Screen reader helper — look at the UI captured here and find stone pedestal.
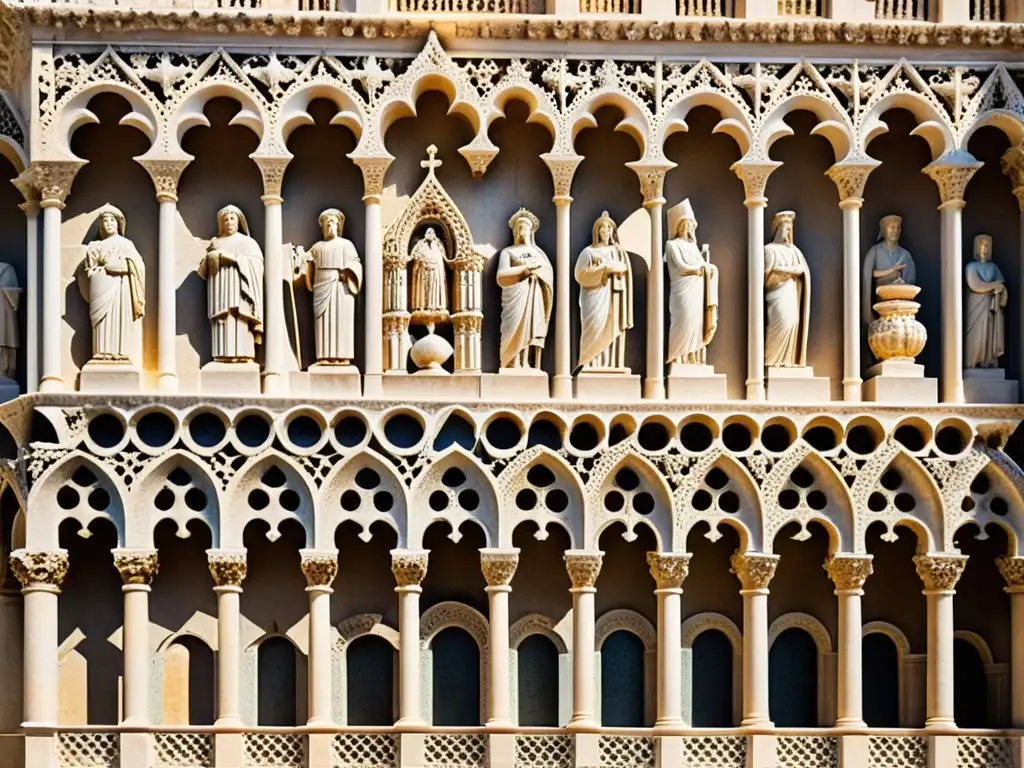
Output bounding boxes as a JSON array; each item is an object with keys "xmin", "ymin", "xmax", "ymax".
[
  {"xmin": 574, "ymin": 371, "xmax": 641, "ymax": 402},
  {"xmin": 308, "ymin": 364, "xmax": 362, "ymax": 397},
  {"xmin": 864, "ymin": 360, "xmax": 938, "ymax": 403},
  {"xmin": 200, "ymin": 361, "xmax": 261, "ymax": 395},
  {"xmin": 79, "ymin": 361, "xmax": 142, "ymax": 393},
  {"xmin": 381, "ymin": 370, "xmax": 481, "ymax": 400},
  {"xmin": 481, "ymin": 369, "xmax": 549, "ymax": 401},
  {"xmin": 666, "ymin": 363, "xmax": 727, "ymax": 402},
  {"xmin": 765, "ymin": 366, "xmax": 830, "ymax": 403},
  {"xmin": 964, "ymin": 368, "xmax": 1020, "ymax": 404}
]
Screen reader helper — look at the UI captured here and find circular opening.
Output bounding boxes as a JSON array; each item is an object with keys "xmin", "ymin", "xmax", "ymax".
[
  {"xmin": 527, "ymin": 419, "xmax": 563, "ymax": 450},
  {"xmin": 790, "ymin": 466, "xmax": 814, "ymax": 489},
  {"xmin": 680, "ymin": 421, "xmax": 714, "ymax": 452},
  {"xmin": 516, "ymin": 488, "xmax": 537, "ymax": 511},
  {"xmin": 287, "ymin": 415, "xmax": 322, "ymax": 449},
  {"xmin": 722, "ymin": 423, "xmax": 753, "ymax": 452},
  {"xmin": 803, "ymin": 425, "xmax": 838, "ymax": 451},
  {"xmin": 185, "ymin": 488, "xmax": 207, "ymax": 512},
  {"xmin": 441, "ymin": 467, "xmax": 466, "ymax": 489},
  {"xmin": 846, "ymin": 424, "xmax": 879, "ymax": 456},
  {"xmin": 615, "ymin": 468, "xmax": 640, "ymax": 492},
  {"xmin": 373, "ymin": 492, "xmax": 394, "ymax": 512},
  {"xmin": 778, "ymin": 489, "xmax": 800, "ymax": 510},
  {"xmin": 428, "ymin": 490, "xmax": 449, "ymax": 512},
  {"xmin": 991, "ymin": 496, "xmax": 1009, "ymax": 516},
  {"xmin": 355, "ymin": 468, "xmax": 381, "ymax": 490},
  {"xmin": 88, "ymin": 414, "xmax": 125, "ymax": 449},
  {"xmin": 867, "ymin": 492, "xmax": 888, "ymax": 513},
  {"xmin": 604, "ymin": 490, "xmax": 625, "ymax": 512},
  {"xmin": 87, "ymin": 488, "xmax": 110, "ymax": 511},
  {"xmin": 485, "ymin": 417, "xmax": 522, "ymax": 451},
  {"xmin": 546, "ymin": 489, "xmax": 568, "ymax": 513},
  {"xmin": 608, "ymin": 423, "xmax": 631, "ymax": 447},
  {"xmin": 280, "ymin": 489, "xmax": 300, "ymax": 512},
  {"xmin": 248, "ymin": 489, "xmax": 270, "ymax": 511},
  {"xmin": 334, "ymin": 415, "xmax": 368, "ymax": 448},
  {"xmin": 706, "ymin": 468, "xmax": 729, "ymax": 490},
  {"xmin": 692, "ymin": 489, "xmax": 713, "ymax": 512},
  {"xmin": 638, "ymin": 421, "xmax": 670, "ymax": 452},
  {"xmin": 569, "ymin": 421, "xmax": 601, "ymax": 452},
  {"xmin": 341, "ymin": 489, "xmax": 362, "ymax": 512},
  {"xmin": 971, "ymin": 473, "xmax": 990, "ymax": 495},
  {"xmin": 57, "ymin": 486, "xmax": 80, "ymax": 510},
  {"xmin": 894, "ymin": 492, "xmax": 916, "ymax": 513},
  {"xmin": 632, "ymin": 492, "xmax": 655, "ymax": 515},
  {"xmin": 383, "ymin": 413, "xmax": 425, "ymax": 450},
  {"xmin": 155, "ymin": 488, "xmax": 174, "ymax": 512},
  {"xmin": 168, "ymin": 468, "xmax": 191, "ymax": 486},
  {"xmin": 237, "ymin": 413, "xmax": 272, "ymax": 448},
  {"xmin": 894, "ymin": 425, "xmax": 926, "ymax": 452},
  {"xmin": 807, "ymin": 490, "xmax": 827, "ymax": 511},
  {"xmin": 458, "ymin": 489, "xmax": 480, "ymax": 510},
  {"xmin": 881, "ymin": 469, "xmax": 902, "ymax": 491},
  {"xmin": 136, "ymin": 411, "xmax": 175, "ymax": 449},
  {"xmin": 526, "ymin": 465, "xmax": 556, "ymax": 488},
  {"xmin": 961, "ymin": 496, "xmax": 975, "ymax": 512},
  {"xmin": 935, "ymin": 425, "xmax": 967, "ymax": 456},
  {"xmin": 189, "ymin": 412, "xmax": 227, "ymax": 449},
  {"xmin": 719, "ymin": 490, "xmax": 739, "ymax": 514},
  {"xmin": 761, "ymin": 423, "xmax": 793, "ymax": 453},
  {"xmin": 262, "ymin": 466, "xmax": 287, "ymax": 488},
  {"xmin": 72, "ymin": 467, "xmax": 96, "ymax": 486}
]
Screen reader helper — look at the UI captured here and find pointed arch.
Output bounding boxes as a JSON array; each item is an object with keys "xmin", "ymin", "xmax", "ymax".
[
  {"xmin": 760, "ymin": 90, "xmax": 854, "ymax": 163},
  {"xmin": 169, "ymin": 70, "xmax": 267, "ymax": 151},
  {"xmin": 319, "ymin": 449, "xmax": 408, "ymax": 549},
  {"xmin": 487, "ymin": 84, "xmax": 559, "ymax": 147},
  {"xmin": 590, "ymin": 452, "xmax": 672, "ymax": 551},
  {"xmin": 408, "ymin": 447, "xmax": 498, "ymax": 548},
  {"xmin": 431, "ymin": 406, "xmax": 480, "ymax": 452},
  {"xmin": 676, "ymin": 449, "xmax": 763, "ymax": 554},
  {"xmin": 859, "ymin": 75, "xmax": 955, "ymax": 160},
  {"xmin": 28, "ymin": 452, "xmax": 126, "ymax": 549},
  {"xmin": 130, "ymin": 449, "xmax": 221, "ymax": 548},
  {"xmin": 223, "ymin": 450, "xmax": 315, "ymax": 548},
  {"xmin": 497, "ymin": 445, "xmax": 583, "ymax": 549}
]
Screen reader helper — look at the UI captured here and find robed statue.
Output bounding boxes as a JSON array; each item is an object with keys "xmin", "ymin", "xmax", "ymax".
[
  {"xmin": 410, "ymin": 227, "xmax": 448, "ymax": 322},
  {"xmin": 665, "ymin": 199, "xmax": 718, "ymax": 365},
  {"xmin": 575, "ymin": 211, "xmax": 633, "ymax": 370},
  {"xmin": 0, "ymin": 263, "xmax": 20, "ymax": 379},
  {"xmin": 294, "ymin": 208, "xmax": 363, "ymax": 365},
  {"xmin": 78, "ymin": 205, "xmax": 145, "ymax": 362},
  {"xmin": 497, "ymin": 209, "xmax": 553, "ymax": 369},
  {"xmin": 198, "ymin": 205, "xmax": 265, "ymax": 362},
  {"xmin": 863, "ymin": 214, "xmax": 917, "ymax": 320},
  {"xmin": 965, "ymin": 234, "xmax": 1007, "ymax": 369},
  {"xmin": 764, "ymin": 210, "xmax": 811, "ymax": 367}
]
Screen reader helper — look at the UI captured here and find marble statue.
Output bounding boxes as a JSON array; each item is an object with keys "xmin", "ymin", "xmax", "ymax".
[
  {"xmin": 863, "ymin": 214, "xmax": 916, "ymax": 319},
  {"xmin": 764, "ymin": 210, "xmax": 810, "ymax": 367},
  {"xmin": 965, "ymin": 234, "xmax": 1007, "ymax": 369},
  {"xmin": 294, "ymin": 208, "xmax": 363, "ymax": 365},
  {"xmin": 496, "ymin": 209, "xmax": 553, "ymax": 369},
  {"xmin": 78, "ymin": 206, "xmax": 145, "ymax": 362},
  {"xmin": 576, "ymin": 211, "xmax": 633, "ymax": 370},
  {"xmin": 198, "ymin": 205, "xmax": 265, "ymax": 362},
  {"xmin": 410, "ymin": 227, "xmax": 448, "ymax": 319},
  {"xmin": 0, "ymin": 263, "xmax": 20, "ymax": 379},
  {"xmin": 665, "ymin": 199, "xmax": 718, "ymax": 365}
]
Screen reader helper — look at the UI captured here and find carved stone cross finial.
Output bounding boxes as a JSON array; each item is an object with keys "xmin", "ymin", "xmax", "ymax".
[{"xmin": 421, "ymin": 145, "xmax": 442, "ymax": 175}]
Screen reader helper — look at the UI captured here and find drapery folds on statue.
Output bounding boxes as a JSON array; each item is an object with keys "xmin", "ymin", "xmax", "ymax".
[
  {"xmin": 576, "ymin": 211, "xmax": 634, "ymax": 371},
  {"xmin": 497, "ymin": 208, "xmax": 553, "ymax": 370},
  {"xmin": 665, "ymin": 199, "xmax": 718, "ymax": 366},
  {"xmin": 764, "ymin": 211, "xmax": 811, "ymax": 368}
]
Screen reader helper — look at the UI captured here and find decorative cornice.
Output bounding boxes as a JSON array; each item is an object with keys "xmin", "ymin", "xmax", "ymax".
[
  {"xmin": 913, "ymin": 553, "xmax": 968, "ymax": 592},
  {"xmin": 565, "ymin": 549, "xmax": 603, "ymax": 589},
  {"xmin": 207, "ymin": 548, "xmax": 247, "ymax": 588},
  {"xmin": 113, "ymin": 548, "xmax": 159, "ymax": 586},
  {"xmin": 730, "ymin": 552, "xmax": 779, "ymax": 591},
  {"xmin": 300, "ymin": 548, "xmax": 338, "ymax": 589},
  {"xmin": 9, "ymin": 549, "xmax": 68, "ymax": 589},
  {"xmin": 823, "ymin": 554, "xmax": 873, "ymax": 592},
  {"xmin": 996, "ymin": 556, "xmax": 1024, "ymax": 592},
  {"xmin": 391, "ymin": 548, "xmax": 429, "ymax": 587},
  {"xmin": 481, "ymin": 548, "xmax": 520, "ymax": 588},
  {"xmin": 647, "ymin": 551, "xmax": 691, "ymax": 590}
]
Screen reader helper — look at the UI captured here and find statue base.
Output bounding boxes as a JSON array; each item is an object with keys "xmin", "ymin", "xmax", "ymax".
[
  {"xmin": 574, "ymin": 370, "xmax": 641, "ymax": 402},
  {"xmin": 201, "ymin": 361, "xmax": 261, "ymax": 395},
  {"xmin": 667, "ymin": 363, "xmax": 727, "ymax": 402},
  {"xmin": 964, "ymin": 368, "xmax": 1019, "ymax": 404},
  {"xmin": 481, "ymin": 369, "xmax": 549, "ymax": 401},
  {"xmin": 864, "ymin": 360, "xmax": 937, "ymax": 403},
  {"xmin": 79, "ymin": 360, "xmax": 142, "ymax": 394},
  {"xmin": 0, "ymin": 376, "xmax": 19, "ymax": 404},
  {"xmin": 307, "ymin": 364, "xmax": 362, "ymax": 397},
  {"xmin": 765, "ymin": 366, "xmax": 830, "ymax": 403},
  {"xmin": 382, "ymin": 370, "xmax": 481, "ymax": 400}
]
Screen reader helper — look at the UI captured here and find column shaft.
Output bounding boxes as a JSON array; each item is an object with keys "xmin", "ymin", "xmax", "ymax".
[
  {"xmin": 308, "ymin": 586, "xmax": 332, "ymax": 724},
  {"xmin": 731, "ymin": 553, "xmax": 778, "ymax": 728},
  {"xmin": 915, "ymin": 553, "xmax": 967, "ymax": 729},
  {"xmin": 553, "ymin": 197, "xmax": 572, "ymax": 399},
  {"xmin": 745, "ymin": 200, "xmax": 766, "ymax": 401},
  {"xmin": 40, "ymin": 203, "xmax": 63, "ymax": 392},
  {"xmin": 363, "ymin": 196, "xmax": 383, "ymax": 396},
  {"xmin": 940, "ymin": 202, "xmax": 965, "ymax": 403},
  {"xmin": 216, "ymin": 586, "xmax": 242, "ymax": 725},
  {"xmin": 656, "ymin": 587, "xmax": 682, "ymax": 726},
  {"xmin": 836, "ymin": 590, "xmax": 863, "ymax": 725},
  {"xmin": 487, "ymin": 586, "xmax": 512, "ymax": 725},
  {"xmin": 392, "ymin": 550, "xmax": 428, "ymax": 727},
  {"xmin": 644, "ymin": 200, "xmax": 665, "ymax": 400},
  {"xmin": 570, "ymin": 586, "xmax": 596, "ymax": 727},
  {"xmin": 841, "ymin": 200, "xmax": 863, "ymax": 401},
  {"xmin": 121, "ymin": 585, "xmax": 151, "ymax": 725},
  {"xmin": 23, "ymin": 203, "xmax": 39, "ymax": 393},
  {"xmin": 157, "ymin": 199, "xmax": 178, "ymax": 392},
  {"xmin": 1011, "ymin": 590, "xmax": 1024, "ymax": 726},
  {"xmin": 262, "ymin": 197, "xmax": 286, "ymax": 394}
]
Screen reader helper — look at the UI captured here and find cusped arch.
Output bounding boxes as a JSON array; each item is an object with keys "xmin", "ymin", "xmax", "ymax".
[
  {"xmin": 570, "ymin": 90, "xmax": 650, "ymax": 158},
  {"xmin": 760, "ymin": 91, "xmax": 854, "ymax": 163},
  {"xmin": 278, "ymin": 81, "xmax": 366, "ymax": 147},
  {"xmin": 960, "ymin": 66, "xmax": 1024, "ymax": 148},
  {"xmin": 592, "ymin": 452, "xmax": 672, "ymax": 551},
  {"xmin": 768, "ymin": 612, "xmax": 832, "ymax": 656},
  {"xmin": 488, "ymin": 85, "xmax": 559, "ymax": 149},
  {"xmin": 676, "ymin": 449, "xmax": 763, "ymax": 554},
  {"xmin": 319, "ymin": 449, "xmax": 408, "ymax": 550},
  {"xmin": 498, "ymin": 445, "xmax": 584, "ymax": 548},
  {"xmin": 55, "ymin": 74, "xmax": 159, "ymax": 159},
  {"xmin": 658, "ymin": 86, "xmax": 754, "ymax": 159},
  {"xmin": 954, "ymin": 445, "xmax": 1023, "ymax": 556},
  {"xmin": 223, "ymin": 450, "xmax": 315, "ymax": 548},
  {"xmin": 130, "ymin": 449, "xmax": 221, "ymax": 548},
  {"xmin": 863, "ymin": 620, "xmax": 912, "ymax": 657},
  {"xmin": 170, "ymin": 80, "xmax": 266, "ymax": 152},
  {"xmin": 854, "ymin": 445, "xmax": 942, "ymax": 553},
  {"xmin": 409, "ymin": 446, "xmax": 498, "ymax": 548},
  {"xmin": 596, "ymin": 609, "xmax": 656, "ymax": 652},
  {"xmin": 681, "ymin": 612, "xmax": 742, "ymax": 654},
  {"xmin": 336, "ymin": 613, "xmax": 400, "ymax": 651},
  {"xmin": 510, "ymin": 613, "xmax": 570, "ymax": 654},
  {"xmin": 860, "ymin": 83, "xmax": 955, "ymax": 160}
]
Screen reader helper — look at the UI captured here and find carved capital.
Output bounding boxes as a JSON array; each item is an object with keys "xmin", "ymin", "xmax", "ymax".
[
  {"xmin": 113, "ymin": 549, "xmax": 159, "ymax": 586},
  {"xmin": 826, "ymin": 162, "xmax": 878, "ymax": 205},
  {"xmin": 207, "ymin": 549, "xmax": 247, "ymax": 588},
  {"xmin": 300, "ymin": 549, "xmax": 338, "ymax": 589},
  {"xmin": 997, "ymin": 556, "xmax": 1024, "ymax": 593},
  {"xmin": 823, "ymin": 554, "xmax": 873, "ymax": 592},
  {"xmin": 459, "ymin": 145, "xmax": 499, "ymax": 179},
  {"xmin": 253, "ymin": 155, "xmax": 291, "ymax": 200},
  {"xmin": 913, "ymin": 553, "xmax": 968, "ymax": 593},
  {"xmin": 730, "ymin": 552, "xmax": 779, "ymax": 591},
  {"xmin": 481, "ymin": 548, "xmax": 520, "ymax": 587},
  {"xmin": 137, "ymin": 157, "xmax": 192, "ymax": 203},
  {"xmin": 541, "ymin": 153, "xmax": 582, "ymax": 200},
  {"xmin": 21, "ymin": 161, "xmax": 85, "ymax": 208},
  {"xmin": 731, "ymin": 161, "xmax": 780, "ymax": 204},
  {"xmin": 627, "ymin": 161, "xmax": 675, "ymax": 205},
  {"xmin": 565, "ymin": 550, "xmax": 603, "ymax": 589},
  {"xmin": 1001, "ymin": 144, "xmax": 1024, "ymax": 202},
  {"xmin": 646, "ymin": 552, "xmax": 691, "ymax": 590},
  {"xmin": 391, "ymin": 549, "xmax": 429, "ymax": 587},
  {"xmin": 352, "ymin": 155, "xmax": 393, "ymax": 201},
  {"xmin": 10, "ymin": 549, "xmax": 68, "ymax": 589},
  {"xmin": 12, "ymin": 172, "xmax": 39, "ymax": 210},
  {"xmin": 922, "ymin": 157, "xmax": 982, "ymax": 207}
]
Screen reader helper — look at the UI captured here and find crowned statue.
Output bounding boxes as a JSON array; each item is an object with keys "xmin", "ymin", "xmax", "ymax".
[
  {"xmin": 293, "ymin": 208, "xmax": 363, "ymax": 365},
  {"xmin": 497, "ymin": 209, "xmax": 553, "ymax": 370},
  {"xmin": 410, "ymin": 227, "xmax": 449, "ymax": 325},
  {"xmin": 576, "ymin": 211, "xmax": 633, "ymax": 371},
  {"xmin": 78, "ymin": 205, "xmax": 145, "ymax": 363},
  {"xmin": 665, "ymin": 199, "xmax": 718, "ymax": 367},
  {"xmin": 965, "ymin": 234, "xmax": 1007, "ymax": 369},
  {"xmin": 863, "ymin": 214, "xmax": 916, "ymax": 320},
  {"xmin": 198, "ymin": 205, "xmax": 265, "ymax": 362},
  {"xmin": 764, "ymin": 211, "xmax": 811, "ymax": 368},
  {"xmin": 0, "ymin": 263, "xmax": 20, "ymax": 380}
]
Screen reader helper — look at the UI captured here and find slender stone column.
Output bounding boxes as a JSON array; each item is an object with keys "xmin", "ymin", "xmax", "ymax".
[
  {"xmin": 12, "ymin": 177, "xmax": 40, "ymax": 393},
  {"xmin": 207, "ymin": 549, "xmax": 247, "ymax": 729},
  {"xmin": 732, "ymin": 162, "xmax": 779, "ymax": 401},
  {"xmin": 1000, "ymin": 145, "xmax": 1024, "ymax": 369},
  {"xmin": 352, "ymin": 155, "xmax": 392, "ymax": 398},
  {"xmin": 300, "ymin": 549, "xmax": 338, "ymax": 726},
  {"xmin": 392, "ymin": 549, "xmax": 429, "ymax": 727},
  {"xmin": 997, "ymin": 556, "xmax": 1024, "ymax": 727},
  {"xmin": 138, "ymin": 158, "xmax": 191, "ymax": 393},
  {"xmin": 481, "ymin": 548, "xmax": 519, "ymax": 728},
  {"xmin": 113, "ymin": 549, "xmax": 159, "ymax": 727},
  {"xmin": 542, "ymin": 154, "xmax": 582, "ymax": 400},
  {"xmin": 730, "ymin": 552, "xmax": 779, "ymax": 727},
  {"xmin": 824, "ymin": 554, "xmax": 873, "ymax": 727},
  {"xmin": 254, "ymin": 156, "xmax": 292, "ymax": 395},
  {"xmin": 647, "ymin": 552, "xmax": 691, "ymax": 730},
  {"xmin": 565, "ymin": 550, "xmax": 603, "ymax": 731},
  {"xmin": 923, "ymin": 156, "xmax": 981, "ymax": 404},
  {"xmin": 9, "ymin": 549, "xmax": 68, "ymax": 727},
  {"xmin": 913, "ymin": 553, "xmax": 968, "ymax": 728}
]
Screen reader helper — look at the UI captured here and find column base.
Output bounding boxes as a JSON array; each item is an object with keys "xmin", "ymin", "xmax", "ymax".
[
  {"xmin": 834, "ymin": 717, "xmax": 867, "ymax": 728},
  {"xmin": 362, "ymin": 372, "xmax": 383, "ymax": 398},
  {"xmin": 119, "ymin": 715, "xmax": 152, "ymax": 729},
  {"xmin": 38, "ymin": 377, "xmax": 63, "ymax": 393},
  {"xmin": 842, "ymin": 378, "xmax": 862, "ymax": 402},
  {"xmin": 157, "ymin": 372, "xmax": 179, "ymax": 393},
  {"xmin": 485, "ymin": 717, "xmax": 516, "ymax": 732},
  {"xmin": 565, "ymin": 716, "xmax": 600, "ymax": 732},
  {"xmin": 745, "ymin": 379, "xmax": 765, "ymax": 401},
  {"xmin": 642, "ymin": 376, "xmax": 665, "ymax": 400},
  {"xmin": 261, "ymin": 370, "xmax": 287, "ymax": 395},
  {"xmin": 740, "ymin": 716, "xmax": 774, "ymax": 729},
  {"xmin": 213, "ymin": 716, "xmax": 246, "ymax": 732},
  {"xmin": 924, "ymin": 716, "xmax": 957, "ymax": 730},
  {"xmin": 551, "ymin": 374, "xmax": 573, "ymax": 400},
  {"xmin": 394, "ymin": 716, "xmax": 430, "ymax": 732},
  {"xmin": 653, "ymin": 718, "xmax": 688, "ymax": 734}
]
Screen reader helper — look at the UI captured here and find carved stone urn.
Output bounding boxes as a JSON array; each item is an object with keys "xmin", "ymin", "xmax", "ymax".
[
  {"xmin": 410, "ymin": 330, "xmax": 453, "ymax": 372},
  {"xmin": 868, "ymin": 284, "xmax": 928, "ymax": 362}
]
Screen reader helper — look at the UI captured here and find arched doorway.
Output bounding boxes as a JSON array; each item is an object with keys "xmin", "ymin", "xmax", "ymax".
[
  {"xmin": 862, "ymin": 633, "xmax": 900, "ymax": 727},
  {"xmin": 162, "ymin": 636, "xmax": 215, "ymax": 725},
  {"xmin": 347, "ymin": 635, "xmax": 395, "ymax": 726},
  {"xmin": 257, "ymin": 637, "xmax": 297, "ymax": 726},
  {"xmin": 692, "ymin": 629, "xmax": 733, "ymax": 726},
  {"xmin": 432, "ymin": 627, "xmax": 480, "ymax": 726},
  {"xmin": 517, "ymin": 634, "xmax": 559, "ymax": 726},
  {"xmin": 600, "ymin": 630, "xmax": 645, "ymax": 727},
  {"xmin": 769, "ymin": 628, "xmax": 817, "ymax": 727}
]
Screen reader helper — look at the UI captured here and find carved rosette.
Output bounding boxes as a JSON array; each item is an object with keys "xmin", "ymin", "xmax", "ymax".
[
  {"xmin": 300, "ymin": 549, "xmax": 339, "ymax": 589},
  {"xmin": 913, "ymin": 553, "xmax": 968, "ymax": 592},
  {"xmin": 731, "ymin": 161, "xmax": 780, "ymax": 204},
  {"xmin": 823, "ymin": 555, "xmax": 873, "ymax": 592},
  {"xmin": 646, "ymin": 552, "xmax": 691, "ymax": 590},
  {"xmin": 352, "ymin": 155, "xmax": 393, "ymax": 201},
  {"xmin": 113, "ymin": 549, "xmax": 160, "ymax": 586},
  {"xmin": 541, "ymin": 153, "xmax": 582, "ymax": 200},
  {"xmin": 730, "ymin": 552, "xmax": 779, "ymax": 591},
  {"xmin": 21, "ymin": 161, "xmax": 85, "ymax": 208},
  {"xmin": 392, "ymin": 549, "xmax": 429, "ymax": 588},
  {"xmin": 9, "ymin": 549, "xmax": 69, "ymax": 589},
  {"xmin": 137, "ymin": 158, "xmax": 192, "ymax": 203},
  {"xmin": 996, "ymin": 556, "xmax": 1024, "ymax": 593},
  {"xmin": 565, "ymin": 550, "xmax": 603, "ymax": 589},
  {"xmin": 825, "ymin": 162, "xmax": 877, "ymax": 205},
  {"xmin": 481, "ymin": 549, "xmax": 520, "ymax": 588},
  {"xmin": 207, "ymin": 549, "xmax": 247, "ymax": 588},
  {"xmin": 923, "ymin": 158, "xmax": 982, "ymax": 207},
  {"xmin": 253, "ymin": 156, "xmax": 291, "ymax": 200}
]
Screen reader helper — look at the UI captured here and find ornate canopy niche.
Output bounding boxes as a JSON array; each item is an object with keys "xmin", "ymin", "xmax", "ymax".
[{"xmin": 382, "ymin": 146, "xmax": 484, "ymax": 384}]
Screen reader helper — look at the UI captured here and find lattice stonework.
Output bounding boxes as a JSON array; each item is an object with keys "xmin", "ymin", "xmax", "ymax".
[
  {"xmin": 956, "ymin": 737, "xmax": 1014, "ymax": 768},
  {"xmin": 514, "ymin": 735, "xmax": 574, "ymax": 768},
  {"xmin": 154, "ymin": 732, "xmax": 213, "ymax": 768},
  {"xmin": 868, "ymin": 736, "xmax": 928, "ymax": 768},
  {"xmin": 598, "ymin": 736, "xmax": 655, "ymax": 768},
  {"xmin": 424, "ymin": 734, "xmax": 488, "ymax": 768},
  {"xmin": 56, "ymin": 733, "xmax": 120, "ymax": 768},
  {"xmin": 242, "ymin": 733, "xmax": 304, "ymax": 767},
  {"xmin": 777, "ymin": 736, "xmax": 838, "ymax": 768},
  {"xmin": 683, "ymin": 736, "xmax": 747, "ymax": 768},
  {"xmin": 332, "ymin": 734, "xmax": 397, "ymax": 768}
]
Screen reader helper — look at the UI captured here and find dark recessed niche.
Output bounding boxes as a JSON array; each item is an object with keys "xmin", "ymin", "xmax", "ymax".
[
  {"xmin": 722, "ymin": 423, "xmax": 753, "ymax": 452},
  {"xmin": 527, "ymin": 464, "xmax": 556, "ymax": 488},
  {"xmin": 935, "ymin": 426, "xmax": 966, "ymax": 456},
  {"xmin": 88, "ymin": 414, "xmax": 125, "ymax": 449},
  {"xmin": 136, "ymin": 411, "xmax": 175, "ymax": 449},
  {"xmin": 761, "ymin": 424, "xmax": 793, "ymax": 453},
  {"xmin": 638, "ymin": 421, "xmax": 670, "ymax": 452},
  {"xmin": 189, "ymin": 412, "xmax": 227, "ymax": 448},
  {"xmin": 894, "ymin": 425, "xmax": 926, "ymax": 452},
  {"xmin": 803, "ymin": 425, "xmax": 838, "ymax": 452},
  {"xmin": 569, "ymin": 421, "xmax": 600, "ymax": 452},
  {"xmin": 680, "ymin": 421, "xmax": 714, "ymax": 452},
  {"xmin": 845, "ymin": 425, "xmax": 878, "ymax": 455},
  {"xmin": 334, "ymin": 415, "xmax": 368, "ymax": 448},
  {"xmin": 527, "ymin": 419, "xmax": 563, "ymax": 450},
  {"xmin": 237, "ymin": 413, "xmax": 272, "ymax": 448},
  {"xmin": 287, "ymin": 415, "xmax": 322, "ymax": 448},
  {"xmin": 383, "ymin": 413, "xmax": 424, "ymax": 450},
  {"xmin": 486, "ymin": 417, "xmax": 522, "ymax": 451}
]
